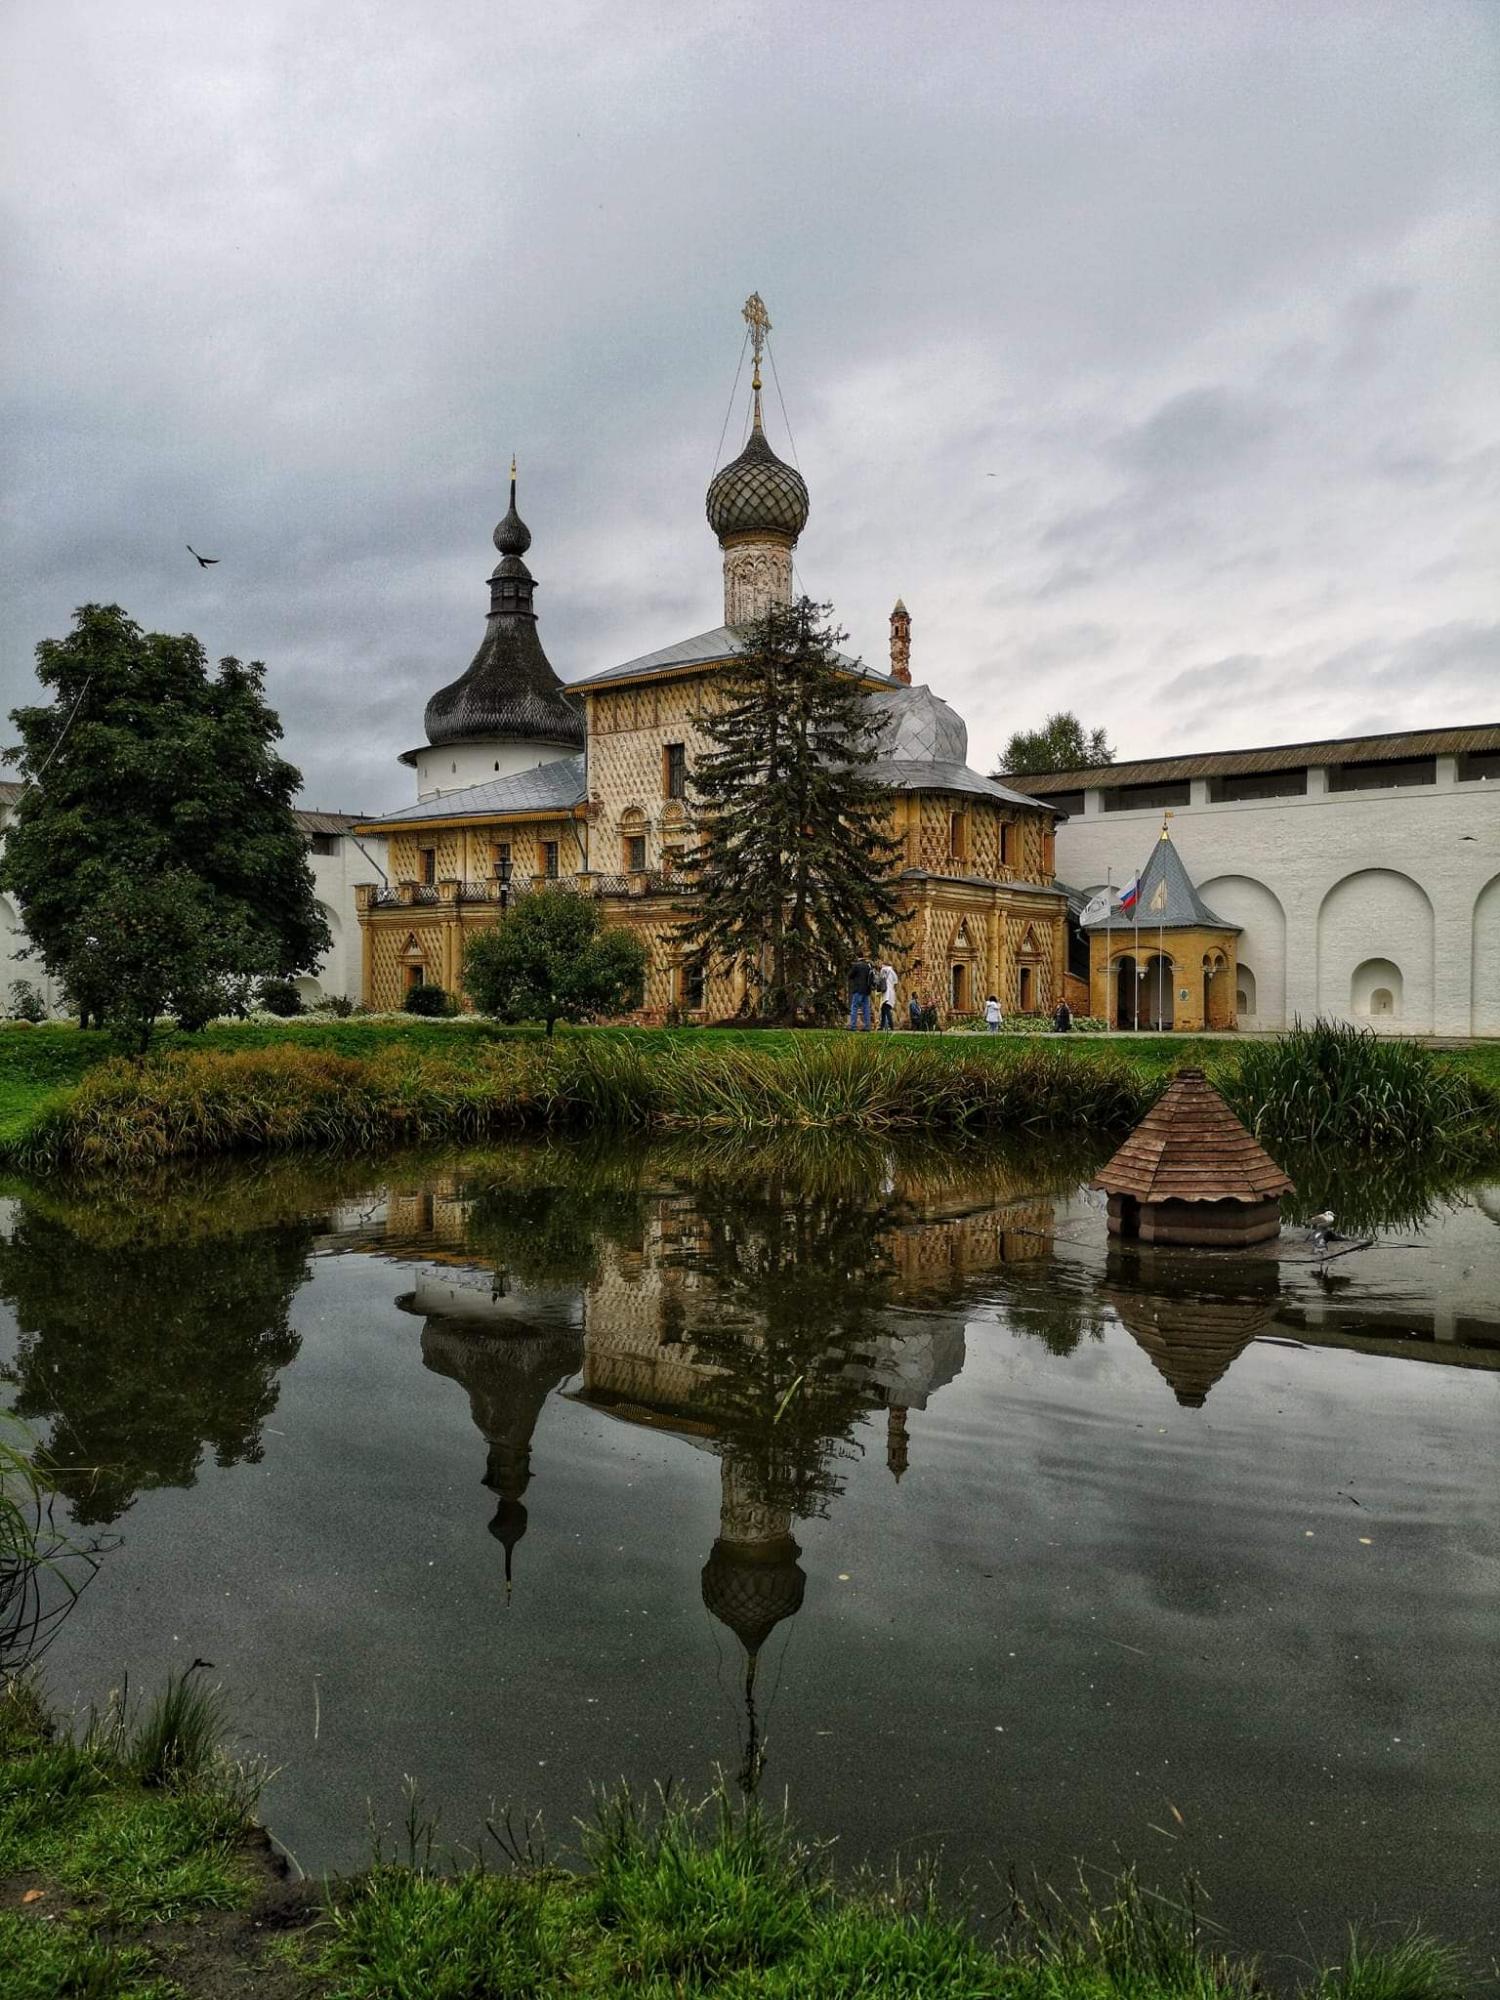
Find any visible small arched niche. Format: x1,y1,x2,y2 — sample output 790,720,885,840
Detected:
1236,963,1257,1019
1352,957,1402,1022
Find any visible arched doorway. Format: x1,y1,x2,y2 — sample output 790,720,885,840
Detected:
1143,953,1174,1030
1114,953,1139,1030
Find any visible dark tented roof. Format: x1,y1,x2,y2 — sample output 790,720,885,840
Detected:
1091,1069,1294,1207
999,721,1500,795
1082,831,1237,932
360,755,586,828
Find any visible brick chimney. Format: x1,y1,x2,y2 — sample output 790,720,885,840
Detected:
889,598,911,684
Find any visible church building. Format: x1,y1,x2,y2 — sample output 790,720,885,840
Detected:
355,299,1070,1021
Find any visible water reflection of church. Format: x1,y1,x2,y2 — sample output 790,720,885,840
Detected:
330,1159,1058,1782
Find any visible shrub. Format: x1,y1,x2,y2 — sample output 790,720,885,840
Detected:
313,992,356,1017
7,980,47,1024
403,983,457,1017
255,978,304,1017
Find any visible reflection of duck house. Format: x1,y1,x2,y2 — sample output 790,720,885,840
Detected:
1102,1253,1281,1406
1092,1067,1293,1248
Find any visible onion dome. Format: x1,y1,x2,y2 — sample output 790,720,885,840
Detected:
706,422,810,543
700,1535,806,1657
423,467,585,753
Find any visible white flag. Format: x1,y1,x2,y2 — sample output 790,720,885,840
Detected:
1081,890,1111,926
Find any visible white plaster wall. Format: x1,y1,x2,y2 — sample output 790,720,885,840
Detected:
1473,874,1500,1037
307,834,387,1002
1319,870,1434,1030
1196,873,1287,1029
1052,766,1500,1036
412,738,576,801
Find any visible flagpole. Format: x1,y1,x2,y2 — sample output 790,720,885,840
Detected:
1105,864,1113,1029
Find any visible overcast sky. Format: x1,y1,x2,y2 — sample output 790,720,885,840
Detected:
3,1,1496,809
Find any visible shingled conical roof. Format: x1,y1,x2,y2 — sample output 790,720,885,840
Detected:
1083,824,1239,931
1092,1069,1293,1206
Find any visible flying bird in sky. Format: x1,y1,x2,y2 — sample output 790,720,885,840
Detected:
186,545,219,566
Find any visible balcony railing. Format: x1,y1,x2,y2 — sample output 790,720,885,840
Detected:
590,869,696,898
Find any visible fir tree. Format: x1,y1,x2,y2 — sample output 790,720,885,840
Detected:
679,598,904,1022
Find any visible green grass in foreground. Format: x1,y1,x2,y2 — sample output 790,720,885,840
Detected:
0,1678,1471,1999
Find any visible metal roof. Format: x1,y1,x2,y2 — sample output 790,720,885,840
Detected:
570,624,879,693
1083,831,1238,932
359,756,587,828
1000,721,1500,795
874,759,1060,811
294,807,371,835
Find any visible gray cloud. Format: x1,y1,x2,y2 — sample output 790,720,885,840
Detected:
1,0,1497,802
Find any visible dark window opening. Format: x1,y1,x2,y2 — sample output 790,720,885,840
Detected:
405,963,424,989
664,743,688,800
1000,821,1013,867
624,834,646,872
1458,749,1500,783
950,962,968,1011
1019,965,1034,1010
541,841,559,880
1208,768,1308,802
1328,757,1436,792
419,847,436,886
948,812,968,863
308,832,338,856
1100,780,1191,813
1040,790,1085,818
679,958,705,1011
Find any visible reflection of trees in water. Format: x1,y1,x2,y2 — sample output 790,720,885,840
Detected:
0,1213,308,1525
1277,1146,1487,1237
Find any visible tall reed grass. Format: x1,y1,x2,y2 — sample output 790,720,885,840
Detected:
1226,1020,1498,1157
15,1035,1154,1169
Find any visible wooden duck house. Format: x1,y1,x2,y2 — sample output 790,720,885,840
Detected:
1092,1067,1293,1248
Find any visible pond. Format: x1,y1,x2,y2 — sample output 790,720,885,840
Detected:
2,1137,1497,1978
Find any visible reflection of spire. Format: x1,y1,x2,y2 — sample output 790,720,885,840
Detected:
699,1458,805,1794
418,1311,582,1600
886,1404,909,1481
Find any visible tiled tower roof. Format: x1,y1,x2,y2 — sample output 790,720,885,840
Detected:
1092,1068,1294,1207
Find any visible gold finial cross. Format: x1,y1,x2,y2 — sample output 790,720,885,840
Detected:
742,291,771,402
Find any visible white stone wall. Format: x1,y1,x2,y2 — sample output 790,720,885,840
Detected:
1053,760,1500,1036
304,832,387,1004
410,738,577,801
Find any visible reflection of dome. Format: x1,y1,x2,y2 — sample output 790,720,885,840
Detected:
701,1536,806,1655
868,685,968,765
419,1313,582,1593
706,426,810,543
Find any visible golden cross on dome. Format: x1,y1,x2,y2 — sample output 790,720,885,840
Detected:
742,291,772,406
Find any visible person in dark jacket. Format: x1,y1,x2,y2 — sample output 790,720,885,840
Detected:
1053,998,1073,1033
848,956,873,1031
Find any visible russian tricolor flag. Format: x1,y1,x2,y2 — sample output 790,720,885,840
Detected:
1117,875,1141,913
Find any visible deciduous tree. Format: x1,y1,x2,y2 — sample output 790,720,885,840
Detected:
463,888,646,1035
0,605,328,1049
997,711,1115,777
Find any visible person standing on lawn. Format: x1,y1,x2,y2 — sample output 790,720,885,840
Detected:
878,961,898,1031
984,993,1003,1034
848,954,874,1031
1053,998,1073,1032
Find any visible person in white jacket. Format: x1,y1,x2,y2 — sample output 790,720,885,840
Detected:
984,994,1003,1033
878,962,898,1031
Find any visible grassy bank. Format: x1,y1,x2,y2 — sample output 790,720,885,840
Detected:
0,1678,1470,2000
1,1019,1497,1172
